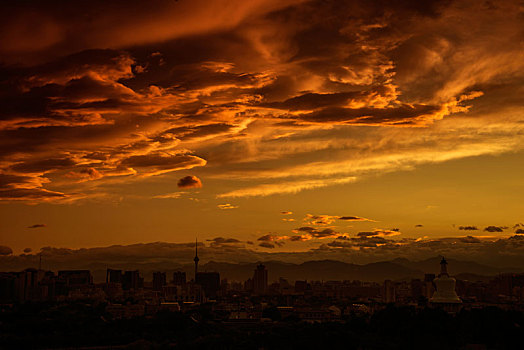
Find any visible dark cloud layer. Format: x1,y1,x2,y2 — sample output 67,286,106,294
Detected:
292,227,339,240
458,226,478,231
27,224,46,229
0,246,13,255
259,242,276,249
356,229,400,238
484,226,506,233
257,234,285,247
4,235,524,273
207,237,243,248
177,175,203,189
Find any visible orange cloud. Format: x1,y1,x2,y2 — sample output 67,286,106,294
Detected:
217,177,356,198
1,0,524,205
66,168,103,181
356,229,401,238
217,203,238,210
304,214,374,226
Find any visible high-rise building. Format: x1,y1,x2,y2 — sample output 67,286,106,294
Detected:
106,269,123,284
384,280,396,303
196,272,220,298
253,263,268,294
152,272,166,292
122,270,143,291
58,270,92,287
173,271,186,286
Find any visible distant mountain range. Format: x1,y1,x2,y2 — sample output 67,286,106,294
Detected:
84,257,522,283
192,257,522,283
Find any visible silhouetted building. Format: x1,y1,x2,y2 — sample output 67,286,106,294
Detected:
384,280,396,303
173,271,186,285
244,277,254,292
58,270,92,287
253,263,268,294
106,269,123,284
152,272,166,292
0,273,16,302
411,279,424,300
196,272,220,298
424,273,436,299
122,270,143,291
295,280,309,293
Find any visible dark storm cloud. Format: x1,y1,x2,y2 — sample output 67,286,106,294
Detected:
515,229,524,234
484,226,506,233
415,224,423,228
177,175,203,189
23,248,32,253
458,226,478,231
27,224,46,229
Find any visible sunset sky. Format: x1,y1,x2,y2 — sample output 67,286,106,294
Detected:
1,0,524,260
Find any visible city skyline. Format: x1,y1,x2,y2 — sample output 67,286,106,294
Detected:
1,0,524,262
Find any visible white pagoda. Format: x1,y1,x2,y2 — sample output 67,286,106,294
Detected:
430,257,462,311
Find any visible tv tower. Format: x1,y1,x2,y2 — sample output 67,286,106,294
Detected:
193,238,199,280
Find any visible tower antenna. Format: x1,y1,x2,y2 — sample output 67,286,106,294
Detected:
194,237,199,280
